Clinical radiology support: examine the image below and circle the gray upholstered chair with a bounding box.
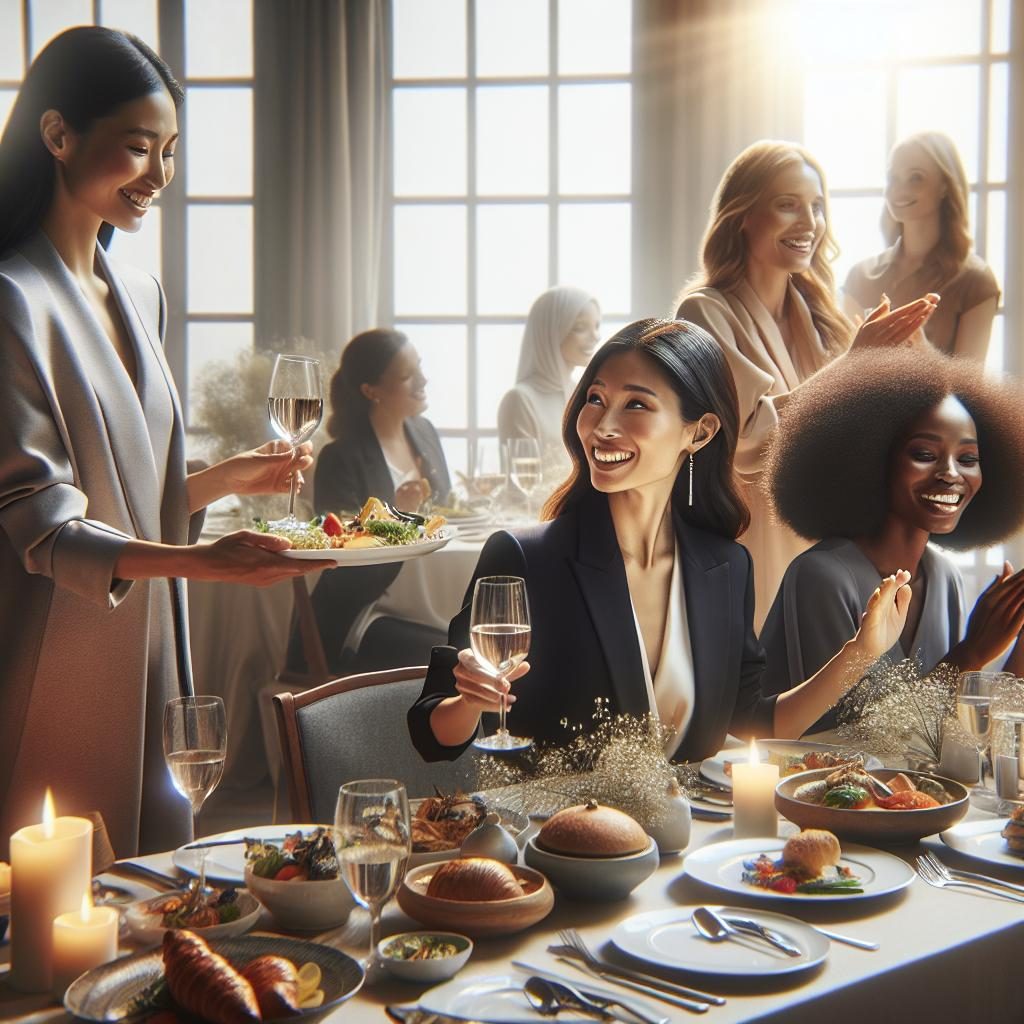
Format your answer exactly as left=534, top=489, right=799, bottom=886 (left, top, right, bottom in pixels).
left=272, top=666, right=476, bottom=823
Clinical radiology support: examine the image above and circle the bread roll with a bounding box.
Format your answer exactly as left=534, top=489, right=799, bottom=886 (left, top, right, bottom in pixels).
left=162, top=930, right=260, bottom=1024
left=426, top=857, right=524, bottom=901
left=1002, top=806, right=1024, bottom=854
left=240, top=955, right=301, bottom=1019
left=537, top=802, right=648, bottom=857
left=781, top=829, right=841, bottom=877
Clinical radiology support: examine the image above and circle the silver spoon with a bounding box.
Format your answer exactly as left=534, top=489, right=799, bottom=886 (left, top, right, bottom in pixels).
left=524, top=976, right=611, bottom=1019
left=691, top=906, right=802, bottom=957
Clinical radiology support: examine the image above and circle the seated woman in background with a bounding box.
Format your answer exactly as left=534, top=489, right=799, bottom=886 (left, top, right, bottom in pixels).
left=408, top=319, right=911, bottom=764
left=676, top=140, right=938, bottom=627
left=498, top=285, right=601, bottom=466
left=287, top=328, right=451, bottom=675
left=760, top=346, right=1024, bottom=732
left=843, top=132, right=999, bottom=362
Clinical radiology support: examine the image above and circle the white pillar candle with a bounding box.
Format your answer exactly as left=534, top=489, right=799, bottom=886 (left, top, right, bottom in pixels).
left=732, top=741, right=780, bottom=839
left=52, top=894, right=119, bottom=996
left=10, top=790, right=92, bottom=993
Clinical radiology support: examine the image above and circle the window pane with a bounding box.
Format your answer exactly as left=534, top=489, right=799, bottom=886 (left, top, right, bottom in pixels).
left=108, top=206, right=162, bottom=280
left=188, top=205, right=253, bottom=313
left=989, top=63, right=1008, bottom=182
left=402, top=323, right=467, bottom=430
left=558, top=0, right=631, bottom=75
left=394, top=205, right=467, bottom=315
left=476, top=86, right=548, bottom=195
left=477, top=204, right=549, bottom=315
left=186, top=0, right=252, bottom=78
left=984, top=314, right=1003, bottom=374
left=897, top=66, right=979, bottom=182
left=31, top=0, right=92, bottom=57
left=393, top=88, right=466, bottom=196
left=100, top=0, right=158, bottom=49
left=991, top=0, right=1010, bottom=51
left=985, top=189, right=1006, bottom=296
left=803, top=71, right=886, bottom=190
left=886, top=0, right=982, bottom=57
left=393, top=0, right=465, bottom=79
left=187, top=87, right=253, bottom=196
left=477, top=324, right=523, bottom=429
left=558, top=203, right=630, bottom=314
left=439, top=437, right=469, bottom=484
left=187, top=322, right=253, bottom=425
left=558, top=84, right=630, bottom=194
left=476, top=0, right=547, bottom=77
left=797, top=0, right=887, bottom=64
left=0, top=89, right=16, bottom=135
left=830, top=196, right=885, bottom=297
left=0, top=0, right=23, bottom=77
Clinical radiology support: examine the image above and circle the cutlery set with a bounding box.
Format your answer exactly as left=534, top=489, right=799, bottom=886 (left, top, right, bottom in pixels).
left=915, top=851, right=1024, bottom=903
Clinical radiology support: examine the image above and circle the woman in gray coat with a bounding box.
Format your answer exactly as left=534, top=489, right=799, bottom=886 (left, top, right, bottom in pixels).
left=0, top=28, right=329, bottom=858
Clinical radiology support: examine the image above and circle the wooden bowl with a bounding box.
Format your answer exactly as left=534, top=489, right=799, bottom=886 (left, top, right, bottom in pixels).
left=397, top=863, right=553, bottom=937
left=775, top=767, right=969, bottom=844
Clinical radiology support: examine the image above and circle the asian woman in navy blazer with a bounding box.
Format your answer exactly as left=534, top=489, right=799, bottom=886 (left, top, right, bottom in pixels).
left=409, top=318, right=911, bottom=763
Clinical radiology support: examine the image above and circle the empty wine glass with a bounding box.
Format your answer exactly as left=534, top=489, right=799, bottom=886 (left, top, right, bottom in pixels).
left=335, top=779, right=410, bottom=980
left=267, top=354, right=323, bottom=526
left=508, top=437, right=543, bottom=520
left=470, top=575, right=532, bottom=752
left=163, top=695, right=226, bottom=889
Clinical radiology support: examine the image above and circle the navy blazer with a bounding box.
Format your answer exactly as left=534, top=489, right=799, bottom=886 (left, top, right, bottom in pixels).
left=407, top=490, right=776, bottom=763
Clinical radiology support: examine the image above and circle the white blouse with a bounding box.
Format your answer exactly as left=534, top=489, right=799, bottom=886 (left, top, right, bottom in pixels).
left=385, top=459, right=420, bottom=492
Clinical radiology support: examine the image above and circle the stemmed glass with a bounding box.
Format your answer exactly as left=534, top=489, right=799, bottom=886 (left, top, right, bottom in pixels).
left=470, top=575, right=532, bottom=752
left=163, top=695, right=227, bottom=890
left=957, top=671, right=1007, bottom=807
left=473, top=439, right=507, bottom=523
left=335, top=779, right=410, bottom=980
left=267, top=354, right=323, bottom=526
left=509, top=437, right=543, bottom=520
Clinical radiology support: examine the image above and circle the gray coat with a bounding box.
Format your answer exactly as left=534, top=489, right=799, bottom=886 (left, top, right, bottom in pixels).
left=0, top=231, right=201, bottom=858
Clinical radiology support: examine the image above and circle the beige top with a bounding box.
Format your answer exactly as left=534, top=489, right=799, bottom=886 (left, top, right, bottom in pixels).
left=677, top=280, right=832, bottom=627
left=844, top=244, right=999, bottom=357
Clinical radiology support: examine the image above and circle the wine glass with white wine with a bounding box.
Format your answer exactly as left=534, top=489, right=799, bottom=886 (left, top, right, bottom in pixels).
left=956, top=671, right=1011, bottom=809
left=470, top=575, right=532, bottom=752
left=163, top=695, right=227, bottom=889
left=267, top=354, right=323, bottom=527
left=508, top=437, right=543, bottom=520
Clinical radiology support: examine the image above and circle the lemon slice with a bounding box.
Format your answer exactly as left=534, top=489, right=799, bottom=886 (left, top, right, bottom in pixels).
left=298, top=989, right=324, bottom=1009
left=297, top=962, right=321, bottom=1001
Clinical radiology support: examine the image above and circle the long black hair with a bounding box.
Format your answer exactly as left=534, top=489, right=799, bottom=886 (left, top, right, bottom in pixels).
left=326, top=328, right=409, bottom=440
left=0, top=26, right=183, bottom=256
left=543, top=318, right=750, bottom=540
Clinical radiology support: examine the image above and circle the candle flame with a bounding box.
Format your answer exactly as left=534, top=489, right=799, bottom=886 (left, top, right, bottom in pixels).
left=42, top=788, right=55, bottom=839
left=80, top=891, right=92, bottom=922
left=749, top=738, right=759, bottom=764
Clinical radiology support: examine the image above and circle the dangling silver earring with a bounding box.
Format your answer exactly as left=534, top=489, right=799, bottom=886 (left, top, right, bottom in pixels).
left=688, top=451, right=694, bottom=507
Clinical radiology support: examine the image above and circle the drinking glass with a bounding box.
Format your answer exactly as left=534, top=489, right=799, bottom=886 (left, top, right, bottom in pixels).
left=508, top=437, right=543, bottom=520
left=470, top=575, right=532, bottom=752
left=334, top=779, right=410, bottom=977
left=267, top=354, right=323, bottom=526
left=956, top=671, right=1009, bottom=805
left=163, top=695, right=227, bottom=889
left=473, top=439, right=507, bottom=523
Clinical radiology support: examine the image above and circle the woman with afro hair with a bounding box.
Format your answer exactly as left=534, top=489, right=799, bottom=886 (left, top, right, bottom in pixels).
left=760, top=346, right=1024, bottom=732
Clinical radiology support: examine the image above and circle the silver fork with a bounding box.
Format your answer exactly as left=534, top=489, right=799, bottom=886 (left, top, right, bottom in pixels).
left=920, top=851, right=1024, bottom=896
left=915, top=855, right=1024, bottom=902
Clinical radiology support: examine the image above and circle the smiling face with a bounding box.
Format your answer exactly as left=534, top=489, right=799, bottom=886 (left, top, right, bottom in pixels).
left=887, top=395, right=982, bottom=536
left=741, top=160, right=826, bottom=277
left=885, top=142, right=946, bottom=226
left=53, top=87, right=178, bottom=233
left=363, top=342, right=428, bottom=418
left=560, top=300, right=601, bottom=368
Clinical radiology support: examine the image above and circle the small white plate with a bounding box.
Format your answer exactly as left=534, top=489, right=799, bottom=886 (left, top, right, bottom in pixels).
left=612, top=904, right=829, bottom=976
left=123, top=890, right=261, bottom=946
left=419, top=973, right=594, bottom=1023
left=172, top=824, right=324, bottom=883
left=700, top=741, right=883, bottom=790
left=682, top=836, right=914, bottom=902
left=281, top=529, right=455, bottom=565
left=940, top=818, right=1024, bottom=869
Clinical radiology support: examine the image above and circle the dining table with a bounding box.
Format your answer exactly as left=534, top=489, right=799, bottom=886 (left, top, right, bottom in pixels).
left=2, top=800, right=1021, bottom=1024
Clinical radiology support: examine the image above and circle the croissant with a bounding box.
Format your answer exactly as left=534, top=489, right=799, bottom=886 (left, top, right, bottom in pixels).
left=162, top=930, right=261, bottom=1024
left=426, top=857, right=524, bottom=901
left=240, top=956, right=301, bottom=1019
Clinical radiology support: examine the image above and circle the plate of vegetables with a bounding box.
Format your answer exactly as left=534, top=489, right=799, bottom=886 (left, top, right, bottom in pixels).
left=123, top=883, right=261, bottom=946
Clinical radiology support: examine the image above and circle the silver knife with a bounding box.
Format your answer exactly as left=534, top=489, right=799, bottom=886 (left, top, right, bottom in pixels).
left=722, top=915, right=803, bottom=956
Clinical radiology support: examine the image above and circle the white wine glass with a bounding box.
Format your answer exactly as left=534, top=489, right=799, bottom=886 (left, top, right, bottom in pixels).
left=163, top=695, right=226, bottom=890
left=473, top=439, right=507, bottom=524
left=335, top=779, right=410, bottom=980
left=267, top=354, right=323, bottom=526
left=957, top=671, right=1001, bottom=802
left=470, top=575, right=532, bottom=752
left=508, top=437, right=543, bottom=520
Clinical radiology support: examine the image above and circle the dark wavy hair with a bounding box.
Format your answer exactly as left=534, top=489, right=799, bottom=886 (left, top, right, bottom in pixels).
left=326, top=327, right=408, bottom=440
left=766, top=347, right=1024, bottom=549
left=542, top=318, right=750, bottom=540
left=0, top=26, right=182, bottom=256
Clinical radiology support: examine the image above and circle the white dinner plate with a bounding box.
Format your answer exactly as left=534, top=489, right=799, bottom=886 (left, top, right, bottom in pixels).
left=682, top=836, right=915, bottom=902
left=281, top=528, right=455, bottom=565
left=172, top=824, right=324, bottom=883
left=418, top=973, right=596, bottom=1023
left=700, top=741, right=883, bottom=790
left=611, top=904, right=829, bottom=976
left=940, top=818, right=1024, bottom=869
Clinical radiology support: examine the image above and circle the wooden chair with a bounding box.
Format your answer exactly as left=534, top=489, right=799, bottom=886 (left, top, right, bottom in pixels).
left=272, top=666, right=476, bottom=822
left=276, top=577, right=331, bottom=688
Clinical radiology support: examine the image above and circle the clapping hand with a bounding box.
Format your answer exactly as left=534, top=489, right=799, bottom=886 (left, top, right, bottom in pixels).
left=856, top=570, right=913, bottom=659
left=851, top=293, right=939, bottom=350
left=951, top=562, right=1024, bottom=670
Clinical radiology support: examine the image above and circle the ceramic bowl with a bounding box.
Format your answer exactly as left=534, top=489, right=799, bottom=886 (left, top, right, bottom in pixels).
left=523, top=835, right=659, bottom=900
left=775, top=767, right=970, bottom=844
left=396, top=862, right=553, bottom=938
left=377, top=931, right=473, bottom=983
left=244, top=866, right=355, bottom=931
left=123, top=890, right=261, bottom=946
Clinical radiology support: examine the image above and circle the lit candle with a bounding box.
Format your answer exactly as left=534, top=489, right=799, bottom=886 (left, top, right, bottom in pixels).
left=731, top=740, right=780, bottom=839
left=51, top=892, right=119, bottom=996
left=10, top=790, right=92, bottom=993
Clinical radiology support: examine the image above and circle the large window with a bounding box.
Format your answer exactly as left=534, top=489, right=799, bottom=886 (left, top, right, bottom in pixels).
left=388, top=0, right=634, bottom=477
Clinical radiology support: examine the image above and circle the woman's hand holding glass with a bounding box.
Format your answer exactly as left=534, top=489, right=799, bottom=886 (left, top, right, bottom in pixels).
left=220, top=439, right=315, bottom=496
left=453, top=648, right=531, bottom=715
left=851, top=293, right=940, bottom=350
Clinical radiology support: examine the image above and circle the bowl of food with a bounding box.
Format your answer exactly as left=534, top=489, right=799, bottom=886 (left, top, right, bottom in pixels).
left=523, top=802, right=659, bottom=901
left=244, top=827, right=355, bottom=931
left=377, top=931, right=473, bottom=983
left=775, top=766, right=969, bottom=843
left=124, top=886, right=261, bottom=946
left=397, top=857, right=553, bottom=937
left=410, top=791, right=527, bottom=866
